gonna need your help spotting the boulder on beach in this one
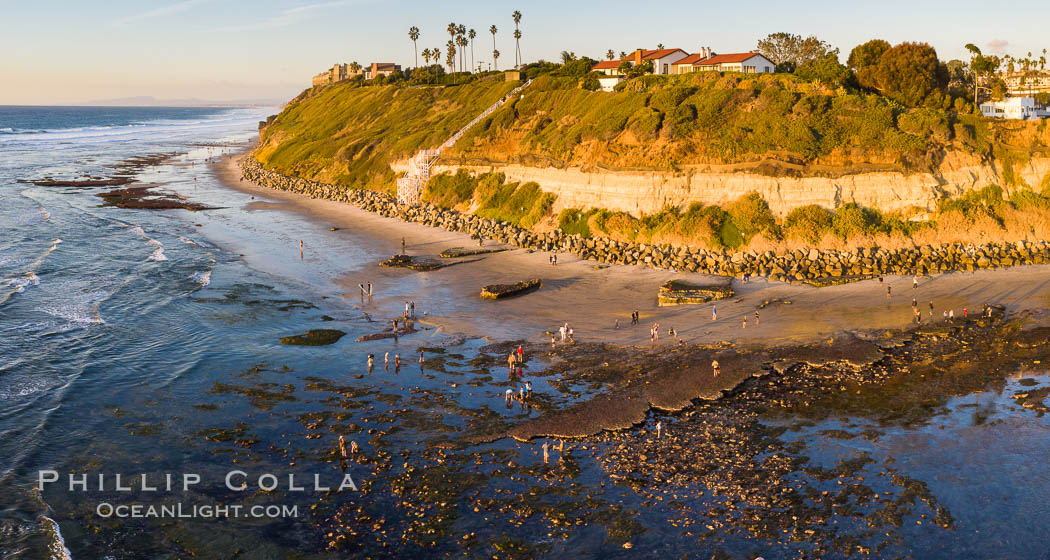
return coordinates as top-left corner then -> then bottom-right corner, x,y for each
657,279 -> 733,306
480,278 -> 542,300
279,329 -> 346,346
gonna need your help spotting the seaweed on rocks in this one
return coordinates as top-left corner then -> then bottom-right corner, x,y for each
279,329 -> 347,346
657,278 -> 733,306
480,279 -> 542,300
381,254 -> 449,271
97,185 -> 217,211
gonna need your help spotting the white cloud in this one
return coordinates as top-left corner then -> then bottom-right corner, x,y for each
986,39 -> 1009,55
114,0 -> 214,27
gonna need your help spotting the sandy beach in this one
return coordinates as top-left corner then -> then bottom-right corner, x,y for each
214,151 -> 1050,347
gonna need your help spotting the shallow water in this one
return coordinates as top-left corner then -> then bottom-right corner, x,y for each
1,106 -> 1048,559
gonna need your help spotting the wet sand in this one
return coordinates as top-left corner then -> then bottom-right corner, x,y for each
214,151 -> 1050,349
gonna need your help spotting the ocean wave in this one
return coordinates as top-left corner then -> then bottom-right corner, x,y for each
191,270 -> 212,287
39,208 -> 51,222
148,247 -> 168,262
7,272 -> 40,293
40,295 -> 106,327
177,235 -> 198,246
128,226 -> 146,237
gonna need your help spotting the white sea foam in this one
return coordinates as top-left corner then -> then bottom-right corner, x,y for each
8,272 -> 40,293
41,515 -> 72,560
177,235 -> 198,246
39,208 -> 50,221
191,270 -> 212,287
148,246 -> 168,262
128,226 -> 146,237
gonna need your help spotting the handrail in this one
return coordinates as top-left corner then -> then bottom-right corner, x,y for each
397,80 -> 532,206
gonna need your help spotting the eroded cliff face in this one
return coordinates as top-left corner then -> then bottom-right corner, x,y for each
404,152 -> 1050,218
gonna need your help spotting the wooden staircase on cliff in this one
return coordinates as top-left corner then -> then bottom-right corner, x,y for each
396,80 -> 532,206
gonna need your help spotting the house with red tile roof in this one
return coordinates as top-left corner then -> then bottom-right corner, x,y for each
591,47 -> 690,91
681,52 -> 774,74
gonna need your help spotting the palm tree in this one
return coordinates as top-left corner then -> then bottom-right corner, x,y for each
513,29 -> 522,68
619,51 -> 627,59
512,10 -> 522,68
606,49 -> 615,61
457,34 -> 468,73
408,26 -> 420,67
657,43 -> 664,50
489,25 -> 498,70
468,28 -> 477,72
349,61 -> 361,76
560,51 -> 572,64
446,21 -> 457,59
446,40 -> 456,74
422,48 -> 431,66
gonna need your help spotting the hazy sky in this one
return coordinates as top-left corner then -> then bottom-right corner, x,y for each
1,0 -> 1046,105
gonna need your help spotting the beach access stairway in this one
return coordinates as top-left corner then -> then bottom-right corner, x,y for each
396,80 -> 532,206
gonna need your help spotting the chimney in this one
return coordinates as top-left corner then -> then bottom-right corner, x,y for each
634,49 -> 643,65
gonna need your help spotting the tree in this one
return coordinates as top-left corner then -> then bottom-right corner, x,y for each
457,34 -> 468,73
847,39 -> 891,90
757,32 -> 836,73
408,26 -> 420,67
468,28 -> 477,72
489,25 -> 498,70
349,61 -> 361,74
619,51 -> 627,59
446,23 -> 457,72
617,60 -> 633,75
421,48 -> 430,66
874,42 -> 948,107
606,49 -> 615,61
795,52 -> 854,88
657,43 -> 664,50
966,43 -> 1001,107
560,50 -> 574,64
512,10 -> 522,68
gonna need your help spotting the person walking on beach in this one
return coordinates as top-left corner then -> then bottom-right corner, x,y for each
551,335 -> 556,349
339,435 -> 348,459
418,351 -> 424,365
712,306 -> 717,321
913,275 -> 919,289
517,344 -> 524,363
542,442 -> 549,464
367,353 -> 374,373
508,352 -> 517,371
943,310 -> 948,322
742,315 -> 747,329
384,352 -> 389,369
559,324 -> 567,341
656,421 -> 662,439
525,381 -> 532,396
410,301 -> 415,317
963,308 -> 968,319
394,354 -> 401,368
712,359 -> 720,377
755,310 -> 760,326
929,301 -> 934,318
401,237 -> 406,254
567,327 -> 574,343
949,309 -> 955,322
886,285 -> 892,299
368,282 -> 373,296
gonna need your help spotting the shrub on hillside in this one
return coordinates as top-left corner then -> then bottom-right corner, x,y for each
832,202 -> 883,239
784,204 -> 834,243
725,192 -> 776,238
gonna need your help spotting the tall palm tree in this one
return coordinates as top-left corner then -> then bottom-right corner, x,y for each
512,10 -> 522,68
421,48 -> 431,66
408,26 -> 420,67
446,40 -> 456,74
468,28 -> 477,72
446,21 -> 457,62
606,49 -> 615,61
489,25 -> 498,70
457,34 -> 468,73
513,29 -> 522,68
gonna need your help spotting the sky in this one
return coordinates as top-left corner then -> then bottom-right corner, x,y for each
1,0 -> 1047,105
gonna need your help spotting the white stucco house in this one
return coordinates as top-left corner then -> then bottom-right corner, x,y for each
980,97 -> 1049,120
591,48 -> 689,76
683,52 -> 774,74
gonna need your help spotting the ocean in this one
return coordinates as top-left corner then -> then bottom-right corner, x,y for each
1,106 -> 1048,559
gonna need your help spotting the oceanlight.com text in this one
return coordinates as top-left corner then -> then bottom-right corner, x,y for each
96,502 -> 299,519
